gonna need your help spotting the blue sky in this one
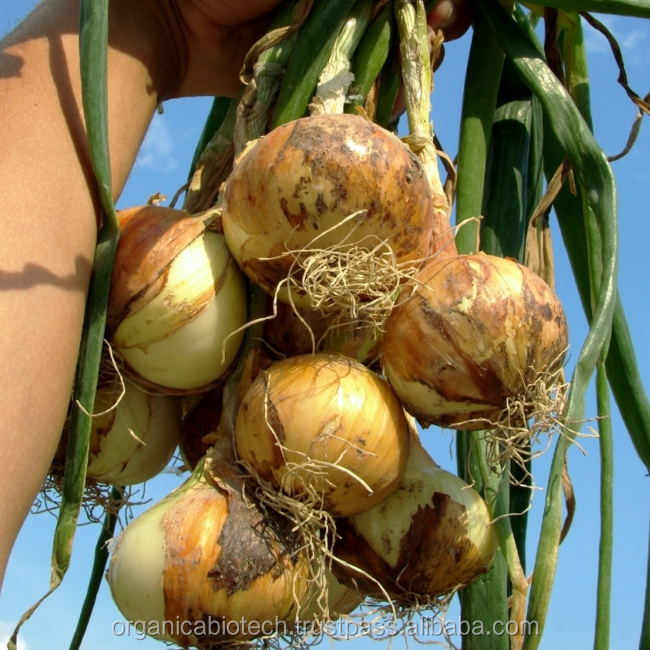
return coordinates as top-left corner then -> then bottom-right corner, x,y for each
1,2 -> 649,649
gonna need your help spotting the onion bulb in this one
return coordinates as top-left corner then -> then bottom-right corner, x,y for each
333,429 -> 496,598
57,378 -> 181,486
382,254 -> 568,428
299,568 -> 362,624
108,468 -> 311,646
85,379 -> 181,485
264,300 -> 380,364
221,114 -> 434,307
235,353 -> 410,517
107,206 -> 247,393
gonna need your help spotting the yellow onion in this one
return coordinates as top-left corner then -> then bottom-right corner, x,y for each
382,254 -> 568,429
333,429 -> 497,598
108,467 -> 311,646
83,379 -> 181,486
221,114 -> 434,307
235,353 -> 410,517
107,206 -> 247,393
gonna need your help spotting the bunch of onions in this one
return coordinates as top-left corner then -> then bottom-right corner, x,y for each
107,206 -> 247,393
333,425 -> 497,598
382,253 -> 569,429
221,113 -> 434,308
235,353 -> 410,517
107,462 -> 311,646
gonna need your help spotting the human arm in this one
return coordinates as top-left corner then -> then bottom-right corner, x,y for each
0,0 -> 281,588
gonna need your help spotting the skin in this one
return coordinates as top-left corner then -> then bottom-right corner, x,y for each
0,0 -> 282,589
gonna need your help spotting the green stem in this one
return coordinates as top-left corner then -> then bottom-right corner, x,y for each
314,0 -> 375,114
640,521 -> 650,649
594,362 -> 613,650
69,487 -> 122,650
345,1 -> 393,114
457,433 -> 509,650
454,11 -> 505,251
271,0 -> 358,126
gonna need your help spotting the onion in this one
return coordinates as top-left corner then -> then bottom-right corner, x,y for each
264,300 -> 381,365
107,206 -> 247,393
107,466 -> 311,646
179,386 -> 224,470
84,379 -> 181,486
235,353 -> 410,517
221,114 -> 434,308
382,254 -> 568,429
332,428 -> 497,598
299,568 -> 362,624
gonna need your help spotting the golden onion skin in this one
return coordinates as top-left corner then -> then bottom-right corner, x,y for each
332,434 -> 496,598
235,353 -> 410,517
222,114 -> 434,304
382,254 -> 568,429
108,475 -> 310,646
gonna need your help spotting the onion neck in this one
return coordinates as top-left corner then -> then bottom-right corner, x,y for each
395,0 -> 457,259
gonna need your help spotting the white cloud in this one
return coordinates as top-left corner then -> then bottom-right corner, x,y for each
0,621 -> 28,650
583,14 -> 648,62
134,114 -> 178,174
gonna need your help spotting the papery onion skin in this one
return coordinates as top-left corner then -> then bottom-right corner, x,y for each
382,254 -> 568,429
222,114 -> 434,306
86,380 -> 182,485
179,386 -> 224,470
264,300 -> 381,365
108,206 -> 247,393
332,432 -> 497,598
108,472 -> 311,646
235,353 -> 410,517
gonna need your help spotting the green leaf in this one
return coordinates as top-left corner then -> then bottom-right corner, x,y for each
272,0 -> 359,126
69,487 -> 122,650
455,12 -> 505,251
523,0 -> 650,19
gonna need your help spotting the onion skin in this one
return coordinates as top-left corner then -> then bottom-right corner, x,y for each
382,254 -> 569,429
299,568 -> 362,624
86,381 -> 181,486
222,114 -> 434,305
180,386 -> 224,470
107,206 -> 247,393
235,353 -> 410,517
264,300 -> 381,364
332,432 -> 496,598
108,471 -> 310,646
